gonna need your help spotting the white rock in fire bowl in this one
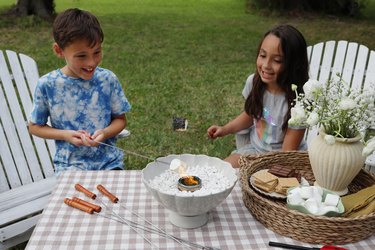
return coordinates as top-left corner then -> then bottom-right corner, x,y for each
142,154 -> 237,229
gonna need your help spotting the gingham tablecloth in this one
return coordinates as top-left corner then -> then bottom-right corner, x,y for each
26,170 -> 375,250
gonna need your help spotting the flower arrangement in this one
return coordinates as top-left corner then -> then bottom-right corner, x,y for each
288,76 -> 375,157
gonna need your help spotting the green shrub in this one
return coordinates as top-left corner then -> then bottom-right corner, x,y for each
247,0 -> 369,17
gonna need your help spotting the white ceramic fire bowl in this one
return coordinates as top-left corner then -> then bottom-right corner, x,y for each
142,154 -> 237,229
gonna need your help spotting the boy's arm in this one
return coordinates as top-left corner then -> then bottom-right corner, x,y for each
282,128 -> 306,151
28,122 -> 85,146
86,114 -> 127,146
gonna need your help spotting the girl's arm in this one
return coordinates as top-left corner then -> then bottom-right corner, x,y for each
282,128 -> 306,151
207,111 -> 253,139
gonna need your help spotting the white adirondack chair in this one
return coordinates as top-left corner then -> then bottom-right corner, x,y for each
0,49 -> 131,249
235,41 -> 375,172
0,50 -> 57,249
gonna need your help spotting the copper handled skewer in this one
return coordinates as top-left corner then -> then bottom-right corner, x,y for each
69,183 -> 220,250
95,184 -> 220,250
72,184 -> 159,249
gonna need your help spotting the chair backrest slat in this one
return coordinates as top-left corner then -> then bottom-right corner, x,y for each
19,53 -> 39,95
308,42 -> 324,80
0,159 -> 10,192
330,41 -> 348,81
364,50 -> 375,87
351,45 -> 369,90
318,41 -> 336,83
342,42 -> 358,85
19,52 -> 56,158
0,122 -> 20,191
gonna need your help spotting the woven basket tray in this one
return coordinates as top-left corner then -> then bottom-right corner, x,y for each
239,151 -> 375,245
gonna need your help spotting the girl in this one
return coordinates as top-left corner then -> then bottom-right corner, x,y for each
207,24 -> 308,168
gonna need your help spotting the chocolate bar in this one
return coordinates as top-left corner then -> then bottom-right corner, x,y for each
268,165 -> 301,182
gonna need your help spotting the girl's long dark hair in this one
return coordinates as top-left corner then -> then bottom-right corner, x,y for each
244,24 -> 309,131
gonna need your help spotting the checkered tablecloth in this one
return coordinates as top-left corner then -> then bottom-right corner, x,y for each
26,170 -> 375,250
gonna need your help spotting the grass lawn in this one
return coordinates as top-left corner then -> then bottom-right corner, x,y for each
0,0 -> 374,171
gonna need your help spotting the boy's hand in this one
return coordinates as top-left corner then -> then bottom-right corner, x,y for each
90,129 -> 106,146
78,129 -> 105,147
64,130 -> 89,146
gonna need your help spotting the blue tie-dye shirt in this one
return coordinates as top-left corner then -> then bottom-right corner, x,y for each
29,67 -> 131,173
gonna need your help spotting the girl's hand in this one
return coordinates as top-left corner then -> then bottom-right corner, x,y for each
207,125 -> 224,139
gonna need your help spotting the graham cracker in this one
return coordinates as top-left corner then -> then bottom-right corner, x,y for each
275,177 -> 299,195
254,179 -> 278,192
252,170 -> 278,184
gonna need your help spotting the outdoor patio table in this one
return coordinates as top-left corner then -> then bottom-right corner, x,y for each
26,170 -> 375,249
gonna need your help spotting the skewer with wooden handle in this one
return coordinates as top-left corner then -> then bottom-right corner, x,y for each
64,198 -> 94,214
72,197 -> 102,212
97,184 -> 119,203
75,183 -> 97,199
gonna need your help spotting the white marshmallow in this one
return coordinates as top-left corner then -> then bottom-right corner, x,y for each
300,186 -> 313,199
170,159 -> 186,171
312,188 -> 323,202
324,193 -> 340,207
304,198 -> 319,214
300,177 -> 310,186
289,187 -> 301,195
312,186 -> 323,196
288,192 -> 304,205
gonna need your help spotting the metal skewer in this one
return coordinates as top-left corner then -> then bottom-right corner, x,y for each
97,212 -> 220,250
64,196 -> 158,249
96,196 -> 160,249
96,184 -> 220,250
73,184 -> 220,250
89,138 -> 171,166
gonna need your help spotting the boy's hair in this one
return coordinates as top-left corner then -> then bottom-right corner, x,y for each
245,24 -> 309,131
53,8 -> 104,49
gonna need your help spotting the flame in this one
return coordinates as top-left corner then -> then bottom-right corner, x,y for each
183,176 -> 199,186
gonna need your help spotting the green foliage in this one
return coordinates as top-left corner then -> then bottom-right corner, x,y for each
247,0 -> 369,17
0,0 -> 374,172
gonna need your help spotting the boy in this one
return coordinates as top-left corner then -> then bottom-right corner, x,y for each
29,8 -> 131,172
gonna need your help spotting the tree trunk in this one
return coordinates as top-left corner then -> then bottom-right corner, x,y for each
12,0 -> 55,20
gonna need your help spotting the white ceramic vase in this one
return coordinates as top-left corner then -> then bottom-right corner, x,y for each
308,129 -> 366,196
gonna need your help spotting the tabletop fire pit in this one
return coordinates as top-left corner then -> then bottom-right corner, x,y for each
142,154 -> 237,228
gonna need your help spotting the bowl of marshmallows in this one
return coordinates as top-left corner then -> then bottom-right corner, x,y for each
287,186 -> 345,217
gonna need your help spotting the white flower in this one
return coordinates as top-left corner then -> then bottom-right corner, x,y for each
291,84 -> 298,91
290,104 -> 306,121
288,104 -> 306,125
303,79 -> 322,99
324,135 -> 336,145
338,97 -> 357,110
306,112 -> 319,126
290,77 -> 375,156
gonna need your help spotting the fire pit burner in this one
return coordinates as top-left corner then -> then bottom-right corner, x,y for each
177,176 -> 202,192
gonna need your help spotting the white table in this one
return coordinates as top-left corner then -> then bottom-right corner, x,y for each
26,170 -> 375,249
